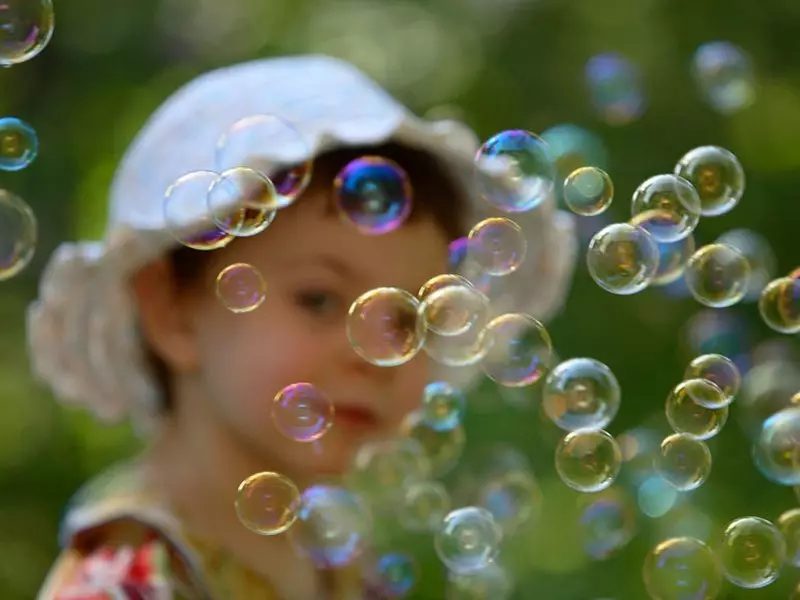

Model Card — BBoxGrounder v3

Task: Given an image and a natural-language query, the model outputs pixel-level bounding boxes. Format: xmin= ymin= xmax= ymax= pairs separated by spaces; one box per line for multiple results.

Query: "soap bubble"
xmin=207 ymin=168 xmax=277 ymax=236
xmin=541 ymin=124 xmax=609 ymax=181
xmin=684 ymin=244 xmax=751 ymax=308
xmin=692 ymin=41 xmax=756 ymax=115
xmin=421 ymin=381 xmax=466 ymax=432
xmin=752 ymin=406 xmax=800 ymax=486
xmin=467 ymin=218 xmax=527 ymax=276
xmin=215 ymin=263 xmax=267 ymax=313
xmin=420 ymin=281 xmax=489 ymax=338
xmin=655 ymin=434 xmax=712 ymax=491
xmin=555 ymin=429 xmax=622 ymax=493
xmin=586 ymin=223 xmax=660 ymax=295
xmin=401 ymin=410 xmax=466 ymax=477
xmin=578 ymin=488 xmax=637 ymax=560
xmin=758 ymin=277 xmax=800 ymax=334
xmin=717 ymin=229 xmax=777 ymax=302
xmin=684 ymin=354 xmax=740 ymax=408
xmin=674 ymin=146 xmax=745 ymax=217
xmin=585 ymin=53 xmax=645 ymax=126
xmin=542 ymin=358 xmax=621 ymax=432
xmin=400 ymin=480 xmax=451 ymax=533
xmin=235 ymin=472 xmax=300 ymax=535
xmin=778 ymin=508 xmax=800 ymax=567
xmin=665 ymin=379 xmax=728 ymax=440
xmin=642 ymin=537 xmax=722 ymax=600
xmin=0 ymin=190 xmax=36 ymax=281
xmin=719 ymin=517 xmax=785 ymax=589
xmin=0 ymin=0 xmax=55 ymax=66
xmin=434 ymin=507 xmax=502 ymax=574
xmin=0 ymin=118 xmax=38 ymax=171
xmin=631 ymin=175 xmax=702 ymax=243
xmin=350 ymin=438 xmax=431 ymax=507
xmin=480 ymin=313 xmax=553 ymax=387
xmin=272 ymin=383 xmax=334 ymax=443
xmin=630 ymin=210 xmax=696 ymax=287
xmin=367 ymin=552 xmax=418 ymax=598
xmin=563 ymin=167 xmax=614 ymax=216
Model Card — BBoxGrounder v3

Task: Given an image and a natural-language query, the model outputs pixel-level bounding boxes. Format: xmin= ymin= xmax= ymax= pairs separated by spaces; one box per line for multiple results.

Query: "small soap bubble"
xmin=752 ymin=406 xmax=800 ymax=486
xmin=585 ymin=53 xmax=645 ymax=126
xmin=480 ymin=313 xmax=553 ymax=387
xmin=467 ymin=218 xmax=527 ymax=276
xmin=684 ymin=354 xmax=740 ymax=408
xmin=272 ymin=383 xmax=334 ymax=443
xmin=475 ymin=130 xmax=556 ymax=213
xmin=0 ymin=190 xmax=36 ymax=281
xmin=563 ymin=167 xmax=614 ymax=216
xmin=578 ymin=488 xmax=637 ymax=560
xmin=665 ymin=379 xmax=728 ymax=440
xmin=334 ymin=157 xmax=412 ymax=235
xmin=350 ymin=439 xmax=431 ymax=507
xmin=215 ymin=114 xmax=311 ymax=206
xmin=684 ymin=244 xmax=751 ymax=308
xmin=0 ymin=118 xmax=38 ymax=171
xmin=473 ymin=449 xmax=542 ymax=534
xmin=421 ymin=381 xmax=466 ymax=432
xmin=401 ymin=410 xmax=466 ymax=478
xmin=555 ymin=429 xmax=622 ymax=493
xmin=369 ymin=552 xmax=418 ymax=598
xmin=586 ymin=223 xmax=660 ymax=295
xmin=643 ymin=537 xmax=722 ymax=600
xmin=632 ymin=211 xmax=696 ymax=286
xmin=692 ymin=42 xmax=756 ymax=115
xmin=778 ymin=508 xmax=800 ymax=567
xmin=215 ymin=263 xmax=267 ymax=313
xmin=446 ymin=562 xmax=514 ymax=600
xmin=207 ymin=168 xmax=277 ymax=236
xmin=235 ymin=471 xmax=300 ymax=535
xmin=717 ymin=229 xmax=777 ymax=302
xmin=720 ymin=517 xmax=786 ymax=589
xmin=419 ymin=274 xmax=472 ymax=300
xmin=655 ymin=433 xmax=712 ymax=492
xmin=674 ymin=146 xmax=745 ymax=217
xmin=758 ymin=277 xmax=800 ymax=334
xmin=424 ymin=316 xmax=489 ymax=368
xmin=631 ymin=175 xmax=702 ymax=243
xmin=542 ymin=358 xmax=621 ymax=432
xmin=541 ymin=124 xmax=609 ymax=182
xmin=347 ymin=287 xmax=425 ymax=367
xmin=434 ymin=507 xmax=503 ymax=574
xmin=400 ymin=480 xmax=452 ymax=533
xmin=420 ymin=281 xmax=489 ymax=338
xmin=0 ymin=0 xmax=55 ymax=66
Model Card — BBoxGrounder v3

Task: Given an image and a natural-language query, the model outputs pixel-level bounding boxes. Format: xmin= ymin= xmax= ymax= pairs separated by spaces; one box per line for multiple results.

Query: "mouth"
xmin=334 ymin=405 xmax=380 ymax=429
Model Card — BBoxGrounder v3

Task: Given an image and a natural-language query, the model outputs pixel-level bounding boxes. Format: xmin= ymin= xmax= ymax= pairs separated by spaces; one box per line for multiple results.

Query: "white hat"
xmin=26 ymin=55 xmax=578 ymax=435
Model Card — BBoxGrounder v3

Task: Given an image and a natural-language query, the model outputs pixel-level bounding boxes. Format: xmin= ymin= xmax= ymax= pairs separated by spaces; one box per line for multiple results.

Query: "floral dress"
xmin=37 ymin=463 xmax=368 ymax=600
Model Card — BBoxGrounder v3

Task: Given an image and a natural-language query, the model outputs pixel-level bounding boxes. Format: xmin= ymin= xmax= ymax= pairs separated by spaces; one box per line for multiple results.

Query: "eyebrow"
xmin=284 ymin=254 xmax=360 ymax=281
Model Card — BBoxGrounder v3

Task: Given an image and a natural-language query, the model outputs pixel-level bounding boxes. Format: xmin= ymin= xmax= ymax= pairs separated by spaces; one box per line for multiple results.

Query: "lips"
xmin=334 ymin=405 xmax=380 ymax=428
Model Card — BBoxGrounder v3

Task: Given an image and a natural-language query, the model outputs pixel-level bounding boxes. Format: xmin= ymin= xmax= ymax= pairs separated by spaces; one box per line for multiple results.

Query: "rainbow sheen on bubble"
xmin=467 ymin=218 xmax=527 ymax=276
xmin=578 ymin=488 xmax=637 ymax=560
xmin=758 ymin=277 xmax=800 ymax=334
xmin=684 ymin=244 xmax=751 ymax=308
xmin=215 ymin=263 xmax=267 ymax=313
xmin=587 ymin=223 xmax=660 ymax=295
xmin=655 ymin=433 xmax=712 ymax=492
xmin=235 ymin=471 xmax=300 ymax=535
xmin=585 ymin=53 xmax=645 ymax=126
xmin=642 ymin=537 xmax=722 ymax=600
xmin=0 ymin=0 xmax=55 ymax=66
xmin=665 ymin=379 xmax=728 ymax=440
xmin=434 ymin=507 xmax=502 ymax=574
xmin=400 ymin=480 xmax=452 ymax=533
xmin=272 ymin=383 xmax=334 ymax=443
xmin=719 ymin=517 xmax=786 ymax=589
xmin=0 ymin=118 xmax=38 ymax=171
xmin=421 ymin=381 xmax=466 ymax=432
xmin=674 ymin=146 xmax=745 ymax=217
xmin=369 ymin=552 xmax=418 ymax=598
xmin=631 ymin=174 xmax=702 ymax=243
xmin=543 ymin=358 xmax=621 ymax=432
xmin=752 ymin=406 xmax=800 ymax=486
xmin=631 ymin=210 xmax=696 ymax=286
xmin=717 ymin=229 xmax=777 ymax=302
xmin=207 ymin=167 xmax=277 ymax=236
xmin=401 ymin=410 xmax=466 ymax=478
xmin=0 ymin=190 xmax=36 ymax=281
xmin=555 ymin=429 xmax=622 ymax=493
xmin=684 ymin=354 xmax=740 ymax=408
xmin=563 ymin=167 xmax=614 ymax=216
xmin=692 ymin=42 xmax=756 ymax=115
xmin=480 ymin=313 xmax=553 ymax=387
xmin=420 ymin=280 xmax=488 ymax=338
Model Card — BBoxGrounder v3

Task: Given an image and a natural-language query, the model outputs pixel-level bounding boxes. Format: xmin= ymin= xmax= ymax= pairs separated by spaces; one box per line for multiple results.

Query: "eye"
xmin=294 ymin=290 xmax=345 ymax=317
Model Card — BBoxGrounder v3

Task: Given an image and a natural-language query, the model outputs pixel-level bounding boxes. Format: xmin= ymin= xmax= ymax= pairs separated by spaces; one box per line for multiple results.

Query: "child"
xmin=28 ymin=55 xmax=577 ymax=599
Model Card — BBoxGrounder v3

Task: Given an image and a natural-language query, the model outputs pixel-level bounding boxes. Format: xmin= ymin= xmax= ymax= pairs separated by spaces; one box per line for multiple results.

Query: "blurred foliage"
xmin=1 ymin=0 xmax=799 ymax=598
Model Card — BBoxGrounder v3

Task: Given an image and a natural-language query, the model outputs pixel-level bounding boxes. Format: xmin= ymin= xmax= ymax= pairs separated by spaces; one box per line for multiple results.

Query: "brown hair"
xmin=148 ymin=142 xmax=469 ymax=412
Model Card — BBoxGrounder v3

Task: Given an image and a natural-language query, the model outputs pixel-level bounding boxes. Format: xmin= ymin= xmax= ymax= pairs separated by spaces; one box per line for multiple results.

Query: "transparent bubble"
xmin=350 ymin=438 xmax=431 ymax=507
xmin=674 ymin=146 xmax=745 ymax=217
xmin=638 ymin=476 xmax=679 ymax=520
xmin=475 ymin=130 xmax=556 ymax=213
xmin=215 ymin=114 xmax=311 ymax=207
xmin=717 ymin=229 xmax=777 ymax=302
xmin=555 ymin=429 xmax=622 ymax=493
xmin=777 ymin=508 xmax=800 ymax=568
xmin=272 ymin=383 xmax=334 ymax=443
xmin=207 ymin=168 xmax=277 ymax=236
xmin=419 ymin=274 xmax=471 ymax=300
xmin=542 ymin=357 xmax=621 ymax=432
xmin=480 ymin=313 xmax=553 ymax=387
xmin=164 ymin=171 xmax=239 ymax=251
xmin=752 ymin=406 xmax=800 ymax=486
xmin=369 ymin=552 xmax=417 ymax=598
xmin=420 ymin=282 xmax=489 ymax=338
xmin=435 ymin=507 xmax=502 ymax=574
xmin=347 ymin=287 xmax=425 ymax=367
xmin=288 ymin=484 xmax=370 ymax=569
xmin=0 ymin=190 xmax=36 ymax=281
xmin=235 ymin=472 xmax=300 ymax=535
xmin=578 ymin=488 xmax=637 ymax=560
xmin=587 ymin=223 xmax=660 ymax=295
xmin=424 ymin=317 xmax=489 ymax=368
xmin=631 ymin=175 xmax=702 ymax=243
xmin=467 ymin=218 xmax=527 ymax=277
xmin=684 ymin=244 xmax=751 ymax=308
xmin=758 ymin=277 xmax=800 ymax=334
xmin=642 ymin=537 xmax=722 ymax=600
xmin=474 ymin=449 xmax=542 ymax=534
xmin=684 ymin=354 xmax=740 ymax=408
xmin=655 ymin=433 xmax=712 ymax=492
xmin=563 ymin=167 xmax=614 ymax=216
xmin=0 ymin=118 xmax=38 ymax=171
xmin=0 ymin=0 xmax=54 ymax=66
xmin=585 ymin=53 xmax=645 ymax=126
xmin=421 ymin=381 xmax=466 ymax=432
xmin=665 ymin=379 xmax=728 ymax=440
xmin=720 ymin=517 xmax=785 ymax=589
xmin=400 ymin=480 xmax=452 ymax=533
xmin=401 ymin=410 xmax=466 ymax=477
xmin=215 ymin=263 xmax=267 ymax=313
xmin=447 ymin=238 xmax=470 ymax=273
xmin=692 ymin=42 xmax=756 ymax=115
xmin=446 ymin=562 xmax=514 ymax=600
xmin=632 ymin=211 xmax=696 ymax=286
xmin=541 ymin=124 xmax=609 ymax=182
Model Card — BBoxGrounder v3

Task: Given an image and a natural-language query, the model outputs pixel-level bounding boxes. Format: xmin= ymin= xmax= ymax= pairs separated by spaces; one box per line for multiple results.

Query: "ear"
xmin=131 ymin=257 xmax=200 ymax=373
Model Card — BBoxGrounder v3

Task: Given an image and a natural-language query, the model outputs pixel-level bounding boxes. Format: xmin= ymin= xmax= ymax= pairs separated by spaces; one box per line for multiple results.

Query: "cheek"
xmin=390 ymin=356 xmax=432 ymax=420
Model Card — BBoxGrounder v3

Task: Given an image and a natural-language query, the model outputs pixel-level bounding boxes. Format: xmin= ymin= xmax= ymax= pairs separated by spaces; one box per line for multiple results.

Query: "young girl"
xmin=29 ymin=55 xmax=577 ymax=599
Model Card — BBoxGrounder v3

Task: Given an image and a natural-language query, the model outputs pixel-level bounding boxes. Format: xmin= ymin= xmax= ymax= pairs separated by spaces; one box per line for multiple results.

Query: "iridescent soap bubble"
xmin=631 ymin=210 xmax=696 ymax=286
xmin=215 ymin=114 xmax=311 ymax=207
xmin=587 ymin=223 xmax=660 ymax=295
xmin=401 ymin=410 xmax=466 ymax=478
xmin=0 ymin=190 xmax=36 ymax=281
xmin=717 ymin=229 xmax=777 ymax=302
xmin=467 ymin=218 xmax=527 ymax=276
xmin=692 ymin=42 xmax=756 ymax=115
xmin=665 ymin=380 xmax=728 ymax=440
xmin=684 ymin=354 xmax=740 ymax=408
xmin=272 ymin=383 xmax=334 ymax=443
xmin=578 ymin=488 xmax=637 ymax=560
xmin=778 ymin=508 xmax=800 ymax=567
xmin=288 ymin=484 xmax=370 ymax=568
xmin=207 ymin=168 xmax=277 ymax=236
xmin=420 ymin=280 xmax=488 ymax=338
xmin=434 ymin=507 xmax=502 ymax=574
xmin=334 ymin=157 xmax=413 ymax=235
xmin=475 ymin=129 xmax=556 ymax=213
xmin=424 ymin=315 xmax=489 ymax=368
xmin=642 ymin=537 xmax=722 ymax=600
xmin=447 ymin=238 xmax=470 ymax=273
xmin=421 ymin=381 xmax=466 ymax=432
xmin=563 ymin=167 xmax=614 ymax=216
xmin=235 ymin=471 xmax=300 ymax=535
xmin=347 ymin=287 xmax=425 ymax=367
xmin=684 ymin=244 xmax=751 ymax=308
xmin=0 ymin=118 xmax=38 ymax=171
xmin=655 ymin=433 xmax=712 ymax=492
xmin=400 ymin=480 xmax=451 ymax=532
xmin=480 ymin=313 xmax=553 ymax=387
xmin=585 ymin=53 xmax=645 ymax=126
xmin=674 ymin=146 xmax=745 ymax=217
xmin=758 ymin=277 xmax=800 ymax=334
xmin=720 ymin=517 xmax=785 ymax=589
xmin=631 ymin=175 xmax=702 ymax=243
xmin=542 ymin=358 xmax=621 ymax=432
xmin=446 ymin=562 xmax=514 ymax=600
xmin=369 ymin=552 xmax=417 ymax=598
xmin=215 ymin=263 xmax=267 ymax=313
xmin=752 ymin=406 xmax=800 ymax=486
xmin=555 ymin=429 xmax=622 ymax=493
xmin=0 ymin=0 xmax=55 ymax=66
xmin=541 ymin=124 xmax=609 ymax=182
xmin=419 ymin=274 xmax=472 ymax=300
xmin=350 ymin=438 xmax=431 ymax=507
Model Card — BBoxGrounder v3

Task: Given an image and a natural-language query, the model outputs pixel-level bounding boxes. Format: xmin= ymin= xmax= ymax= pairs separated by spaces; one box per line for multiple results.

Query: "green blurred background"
xmin=1 ymin=0 xmax=800 ymax=597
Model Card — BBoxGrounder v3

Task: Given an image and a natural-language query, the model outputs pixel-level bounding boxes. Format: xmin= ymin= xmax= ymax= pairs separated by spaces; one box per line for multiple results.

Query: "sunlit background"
xmin=2 ymin=0 xmax=800 ymax=597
